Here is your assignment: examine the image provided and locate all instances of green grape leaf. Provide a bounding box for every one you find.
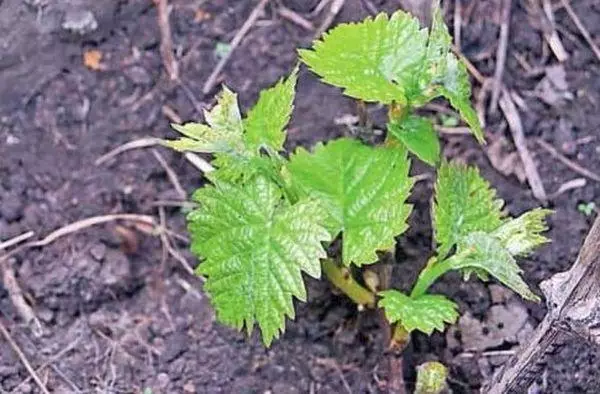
[189,176,331,346]
[163,70,299,182]
[244,68,298,153]
[434,162,504,259]
[436,54,484,142]
[299,11,427,104]
[287,138,413,266]
[492,208,552,256]
[448,232,540,301]
[388,115,440,165]
[379,291,459,334]
[425,4,452,79]
[164,87,244,153]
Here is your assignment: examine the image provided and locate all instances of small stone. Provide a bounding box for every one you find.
[89,243,107,261]
[271,382,300,394]
[489,284,513,305]
[99,249,131,286]
[37,307,54,323]
[125,66,152,85]
[19,382,33,393]
[0,193,24,222]
[156,372,170,388]
[62,9,98,35]
[183,382,196,393]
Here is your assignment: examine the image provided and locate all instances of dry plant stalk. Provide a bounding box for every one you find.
[485,215,600,393]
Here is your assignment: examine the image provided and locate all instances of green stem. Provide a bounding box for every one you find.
[410,258,453,298]
[321,259,376,308]
[390,324,411,351]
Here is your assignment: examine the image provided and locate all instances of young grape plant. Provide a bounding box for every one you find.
[163,5,550,355]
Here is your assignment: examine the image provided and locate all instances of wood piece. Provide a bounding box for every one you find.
[498,91,548,202]
[203,0,270,94]
[454,0,462,48]
[542,0,569,61]
[561,0,600,63]
[0,231,34,251]
[278,6,314,31]
[536,138,600,182]
[314,0,345,38]
[154,0,179,80]
[0,321,50,394]
[489,0,512,114]
[485,215,600,393]
[95,137,161,166]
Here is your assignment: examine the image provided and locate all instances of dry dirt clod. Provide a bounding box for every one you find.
[61,9,98,35]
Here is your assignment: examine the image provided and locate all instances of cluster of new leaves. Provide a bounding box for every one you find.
[300,6,483,168]
[164,6,551,345]
[380,163,550,334]
[164,71,414,345]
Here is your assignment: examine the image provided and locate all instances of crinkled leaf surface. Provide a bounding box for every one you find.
[447,232,540,301]
[164,70,298,182]
[164,87,244,154]
[287,138,413,266]
[244,69,298,152]
[434,162,504,258]
[436,54,484,142]
[379,291,458,334]
[492,208,552,256]
[388,115,440,165]
[299,11,427,104]
[189,176,331,345]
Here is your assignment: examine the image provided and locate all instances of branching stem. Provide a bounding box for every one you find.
[321,259,376,308]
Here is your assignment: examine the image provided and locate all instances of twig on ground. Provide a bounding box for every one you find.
[1,260,42,335]
[158,207,195,275]
[435,126,472,135]
[0,320,50,394]
[95,137,161,166]
[203,0,270,94]
[499,91,548,202]
[454,0,462,48]
[28,214,155,249]
[314,0,345,38]
[178,80,205,116]
[541,0,569,61]
[452,46,486,84]
[12,333,83,393]
[361,0,378,15]
[0,214,156,263]
[314,357,352,394]
[0,231,34,251]
[548,177,587,199]
[536,138,600,182]
[560,0,600,63]
[162,104,183,124]
[184,152,215,173]
[278,5,314,31]
[151,149,187,200]
[154,0,179,81]
[475,78,492,129]
[489,0,512,114]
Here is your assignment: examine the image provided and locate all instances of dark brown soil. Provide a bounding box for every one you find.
[1,0,600,393]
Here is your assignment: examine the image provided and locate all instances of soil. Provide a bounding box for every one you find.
[1,0,600,393]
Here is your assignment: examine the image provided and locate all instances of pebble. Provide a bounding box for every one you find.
[0,193,24,222]
[89,243,107,261]
[61,9,98,35]
[156,372,170,388]
[271,382,300,394]
[125,66,152,85]
[99,249,131,286]
[183,382,196,393]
